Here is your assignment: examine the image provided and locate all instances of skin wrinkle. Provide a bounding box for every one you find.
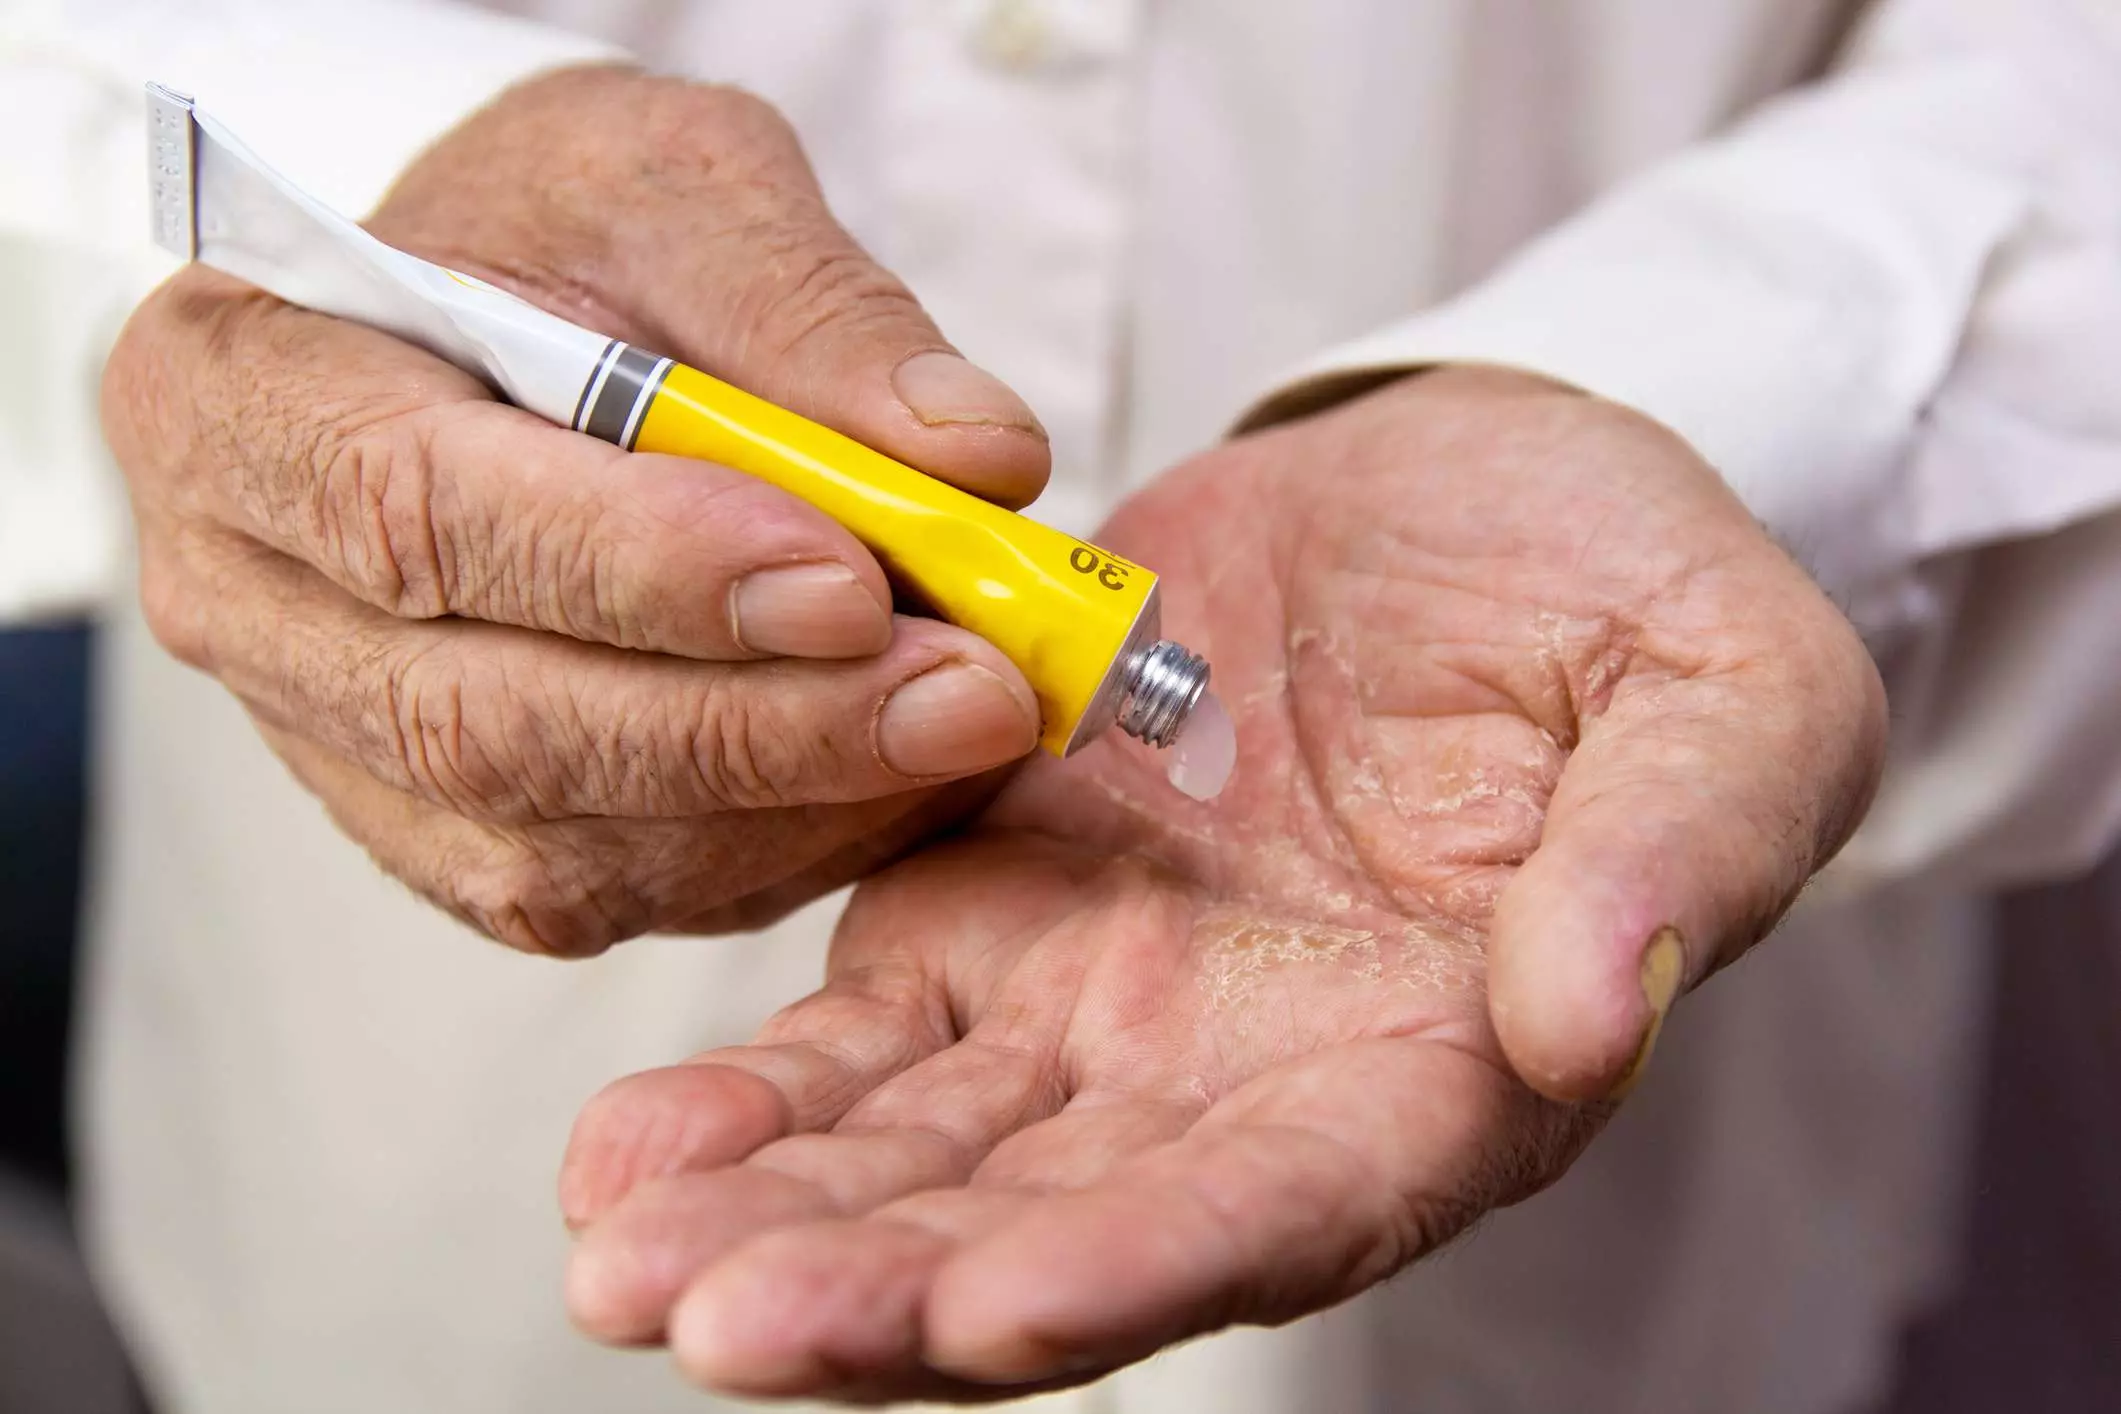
[720,224,880,381]
[687,674,773,811]
[378,631,459,809]
[932,901,1092,1046]
[1230,417,1671,941]
[394,413,457,619]
[1159,1141,1346,1331]
[299,398,458,616]
[399,244,637,341]
[433,672,480,816]
[1298,617,1545,887]
[775,991,942,1086]
[514,658,586,815]
[473,650,560,815]
[1284,629,1381,890]
[560,651,668,817]
[768,247,927,365]
[598,666,672,813]
[729,1045,871,1122]
[514,822,645,957]
[469,839,586,957]
[569,508,632,652]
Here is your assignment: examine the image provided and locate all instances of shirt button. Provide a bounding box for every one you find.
[972,0,1052,71]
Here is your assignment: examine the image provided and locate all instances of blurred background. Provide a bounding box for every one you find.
[0,619,150,1413]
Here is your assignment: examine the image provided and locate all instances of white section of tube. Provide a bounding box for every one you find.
[186,104,611,424]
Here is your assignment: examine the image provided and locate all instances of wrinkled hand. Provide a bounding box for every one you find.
[558,368,1887,1401]
[101,65,1048,956]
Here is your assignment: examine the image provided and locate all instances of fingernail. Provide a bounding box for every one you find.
[1612,926,1686,1099]
[893,351,1045,434]
[730,563,888,658]
[877,662,1038,777]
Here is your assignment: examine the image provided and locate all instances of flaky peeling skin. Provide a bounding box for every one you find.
[1165,688,1237,801]
[1192,908,1486,1016]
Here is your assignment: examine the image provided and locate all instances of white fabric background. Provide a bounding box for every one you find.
[2,1,2118,1410]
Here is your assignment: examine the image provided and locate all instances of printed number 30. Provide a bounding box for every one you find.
[1069,546,1130,592]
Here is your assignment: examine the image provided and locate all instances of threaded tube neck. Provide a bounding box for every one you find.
[1116,640,1210,748]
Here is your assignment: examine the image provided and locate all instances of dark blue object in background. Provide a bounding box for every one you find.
[0,622,92,1197]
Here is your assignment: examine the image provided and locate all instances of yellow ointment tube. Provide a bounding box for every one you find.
[149,82,1211,758]
[632,365,1181,755]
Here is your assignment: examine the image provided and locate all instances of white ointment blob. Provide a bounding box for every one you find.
[1166,688,1236,801]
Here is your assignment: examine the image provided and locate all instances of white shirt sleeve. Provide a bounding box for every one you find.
[1246,0,2121,891]
[0,0,621,621]
[1245,0,2121,638]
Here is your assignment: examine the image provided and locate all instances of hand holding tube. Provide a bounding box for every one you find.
[104,66,1059,954]
[151,79,1215,762]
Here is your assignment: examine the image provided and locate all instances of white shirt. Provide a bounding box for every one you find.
[4,1,2121,1411]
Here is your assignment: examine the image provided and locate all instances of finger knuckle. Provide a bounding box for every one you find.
[624,81,804,195]
[694,84,801,151]
[190,287,463,622]
[136,551,211,668]
[521,496,646,649]
[755,240,925,363]
[308,412,459,619]
[446,834,630,959]
[688,687,819,810]
[374,644,520,814]
[102,274,260,510]
[586,476,772,652]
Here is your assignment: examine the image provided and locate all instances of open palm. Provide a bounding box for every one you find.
[558,369,1886,1401]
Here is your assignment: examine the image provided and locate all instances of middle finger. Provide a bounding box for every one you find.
[200,533,1040,821]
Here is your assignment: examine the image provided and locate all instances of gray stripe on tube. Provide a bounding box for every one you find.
[584,345,666,447]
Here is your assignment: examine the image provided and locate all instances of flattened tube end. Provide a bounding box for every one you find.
[146,82,198,260]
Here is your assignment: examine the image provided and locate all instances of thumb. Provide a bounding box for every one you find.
[375,67,1051,508]
[612,88,1050,509]
[1486,649,1886,1103]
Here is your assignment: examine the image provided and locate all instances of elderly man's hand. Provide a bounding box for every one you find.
[556,367,1887,1401]
[100,65,1049,956]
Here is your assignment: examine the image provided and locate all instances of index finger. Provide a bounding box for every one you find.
[110,268,898,660]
